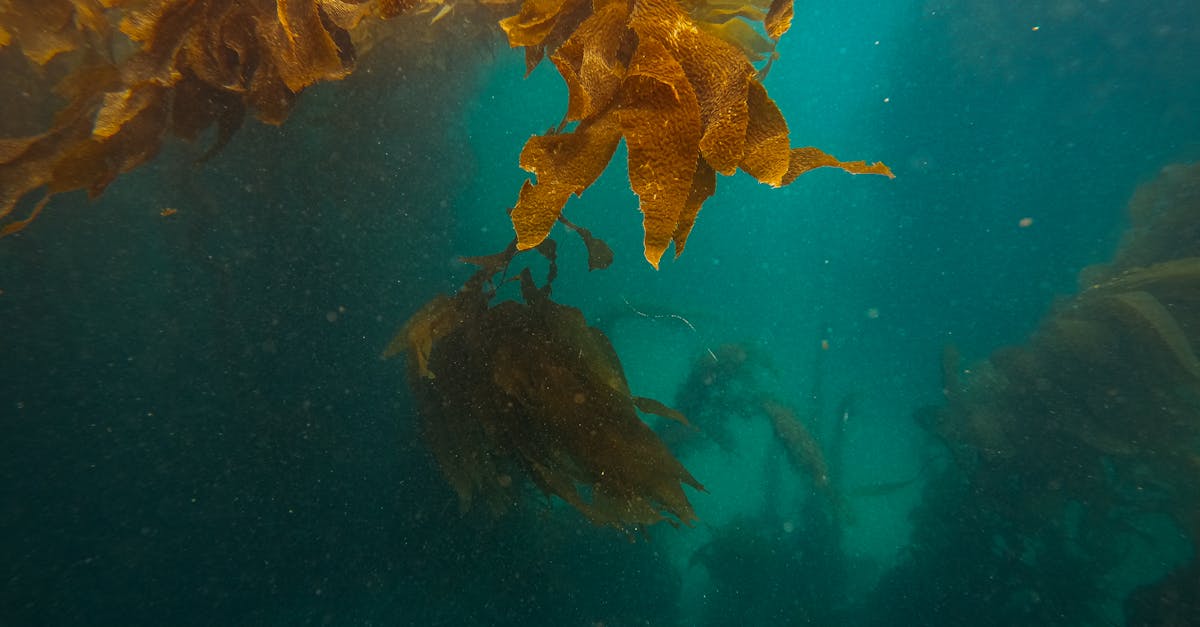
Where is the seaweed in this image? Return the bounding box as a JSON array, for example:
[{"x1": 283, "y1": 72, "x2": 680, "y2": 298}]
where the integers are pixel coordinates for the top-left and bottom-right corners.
[
  {"x1": 872, "y1": 162, "x2": 1200, "y2": 623},
  {"x1": 761, "y1": 398, "x2": 829, "y2": 490},
  {"x1": 667, "y1": 342, "x2": 773, "y2": 452},
  {"x1": 501, "y1": 0, "x2": 894, "y2": 266},
  {"x1": 667, "y1": 337, "x2": 839, "y2": 514},
  {"x1": 0, "y1": 0, "x2": 425, "y2": 234},
  {"x1": 384, "y1": 235, "x2": 703, "y2": 532},
  {"x1": 2, "y1": 0, "x2": 889, "y2": 269}
]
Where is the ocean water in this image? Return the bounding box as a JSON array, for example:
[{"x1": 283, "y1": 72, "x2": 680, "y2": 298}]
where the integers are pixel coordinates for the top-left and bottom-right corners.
[{"x1": 2, "y1": 1, "x2": 1199, "y2": 625}]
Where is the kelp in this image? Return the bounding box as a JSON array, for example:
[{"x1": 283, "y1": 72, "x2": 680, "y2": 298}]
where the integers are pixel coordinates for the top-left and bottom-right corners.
[
  {"x1": 0, "y1": 0, "x2": 431, "y2": 235},
  {"x1": 4, "y1": 0, "x2": 889, "y2": 268},
  {"x1": 669, "y1": 342, "x2": 772, "y2": 452},
  {"x1": 0, "y1": 0, "x2": 110, "y2": 67},
  {"x1": 500, "y1": 0, "x2": 893, "y2": 267},
  {"x1": 761, "y1": 398, "x2": 829, "y2": 489},
  {"x1": 384, "y1": 234, "x2": 703, "y2": 532},
  {"x1": 1079, "y1": 161, "x2": 1200, "y2": 287},
  {"x1": 908, "y1": 162, "x2": 1200, "y2": 619},
  {"x1": 668, "y1": 341, "x2": 835, "y2": 503}
]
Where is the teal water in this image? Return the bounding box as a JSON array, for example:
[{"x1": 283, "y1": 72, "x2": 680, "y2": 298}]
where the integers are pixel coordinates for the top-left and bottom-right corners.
[{"x1": 2, "y1": 2, "x2": 1200, "y2": 625}]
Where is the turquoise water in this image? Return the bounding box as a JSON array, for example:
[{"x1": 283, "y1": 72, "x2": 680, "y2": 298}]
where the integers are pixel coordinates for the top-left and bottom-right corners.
[{"x1": 2, "y1": 2, "x2": 1199, "y2": 625}]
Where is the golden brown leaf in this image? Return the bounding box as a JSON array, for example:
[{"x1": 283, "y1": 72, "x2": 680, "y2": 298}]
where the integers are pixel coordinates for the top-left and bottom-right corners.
[
  {"x1": 633, "y1": 395, "x2": 691, "y2": 426},
  {"x1": 762, "y1": 398, "x2": 829, "y2": 488},
  {"x1": 631, "y1": 0, "x2": 753, "y2": 176},
  {"x1": 0, "y1": 0, "x2": 108, "y2": 65},
  {"x1": 697, "y1": 17, "x2": 774, "y2": 62},
  {"x1": 272, "y1": 0, "x2": 355, "y2": 92},
  {"x1": 549, "y1": 0, "x2": 632, "y2": 122},
  {"x1": 687, "y1": 0, "x2": 768, "y2": 24},
  {"x1": 498, "y1": 0, "x2": 582, "y2": 48},
  {"x1": 1106, "y1": 290, "x2": 1200, "y2": 381},
  {"x1": 51, "y1": 84, "x2": 169, "y2": 195},
  {"x1": 671, "y1": 157, "x2": 715, "y2": 256},
  {"x1": 763, "y1": 0, "x2": 792, "y2": 39},
  {"x1": 0, "y1": 195, "x2": 50, "y2": 237},
  {"x1": 740, "y1": 79, "x2": 790, "y2": 185},
  {"x1": 618, "y1": 36, "x2": 703, "y2": 267},
  {"x1": 383, "y1": 292, "x2": 479, "y2": 378},
  {"x1": 784, "y1": 146, "x2": 895, "y2": 184},
  {"x1": 0, "y1": 136, "x2": 41, "y2": 164},
  {"x1": 511, "y1": 112, "x2": 624, "y2": 250},
  {"x1": 93, "y1": 86, "x2": 160, "y2": 139},
  {"x1": 320, "y1": 0, "x2": 378, "y2": 30}
]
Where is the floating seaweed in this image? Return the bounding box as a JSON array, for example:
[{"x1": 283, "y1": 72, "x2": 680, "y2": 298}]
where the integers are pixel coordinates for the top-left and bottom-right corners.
[
  {"x1": 0, "y1": 0, "x2": 426, "y2": 234},
  {"x1": 384, "y1": 233, "x2": 703, "y2": 532},
  {"x1": 500, "y1": 0, "x2": 894, "y2": 266},
  {"x1": 2, "y1": 0, "x2": 890, "y2": 270}
]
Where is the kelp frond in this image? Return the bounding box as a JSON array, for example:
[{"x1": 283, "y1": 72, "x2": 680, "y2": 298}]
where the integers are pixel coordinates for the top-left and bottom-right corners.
[
  {"x1": 500, "y1": 0, "x2": 893, "y2": 267},
  {"x1": 385, "y1": 235, "x2": 703, "y2": 532},
  {"x1": 0, "y1": 0, "x2": 422, "y2": 235}
]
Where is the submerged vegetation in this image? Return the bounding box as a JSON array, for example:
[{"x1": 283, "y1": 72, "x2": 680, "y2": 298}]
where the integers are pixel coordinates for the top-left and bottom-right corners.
[
  {"x1": 670, "y1": 340, "x2": 837, "y2": 504},
  {"x1": 0, "y1": 0, "x2": 420, "y2": 234},
  {"x1": 0, "y1": 0, "x2": 890, "y2": 265},
  {"x1": 0, "y1": 0, "x2": 891, "y2": 535},
  {"x1": 1, "y1": 0, "x2": 893, "y2": 538},
  {"x1": 2, "y1": 1, "x2": 1200, "y2": 619},
  {"x1": 869, "y1": 162, "x2": 1200, "y2": 624},
  {"x1": 498, "y1": 0, "x2": 894, "y2": 266},
  {"x1": 384, "y1": 233, "x2": 702, "y2": 531}
]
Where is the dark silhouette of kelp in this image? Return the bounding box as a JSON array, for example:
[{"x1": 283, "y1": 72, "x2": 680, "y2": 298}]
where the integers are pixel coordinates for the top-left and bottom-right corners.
[
  {"x1": 668, "y1": 335, "x2": 860, "y2": 624},
  {"x1": 867, "y1": 162, "x2": 1200, "y2": 625},
  {"x1": 669, "y1": 339, "x2": 841, "y2": 508},
  {"x1": 384, "y1": 234, "x2": 703, "y2": 532}
]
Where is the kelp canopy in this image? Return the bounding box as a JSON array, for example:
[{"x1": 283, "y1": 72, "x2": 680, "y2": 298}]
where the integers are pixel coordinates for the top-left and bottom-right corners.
[
  {"x1": 500, "y1": 0, "x2": 894, "y2": 266},
  {"x1": 1, "y1": 0, "x2": 891, "y2": 266},
  {"x1": 384, "y1": 236, "x2": 702, "y2": 532},
  {"x1": 0, "y1": 0, "x2": 420, "y2": 235}
]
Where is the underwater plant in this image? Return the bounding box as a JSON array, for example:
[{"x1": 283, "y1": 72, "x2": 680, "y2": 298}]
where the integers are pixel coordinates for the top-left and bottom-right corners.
[
  {"x1": 670, "y1": 340, "x2": 836, "y2": 498},
  {"x1": 1, "y1": 0, "x2": 891, "y2": 267},
  {"x1": 383, "y1": 233, "x2": 703, "y2": 532},
  {"x1": 1, "y1": 0, "x2": 891, "y2": 537},
  {"x1": 0, "y1": 0, "x2": 420, "y2": 235},
  {"x1": 874, "y1": 162, "x2": 1200, "y2": 623},
  {"x1": 500, "y1": 0, "x2": 894, "y2": 266}
]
